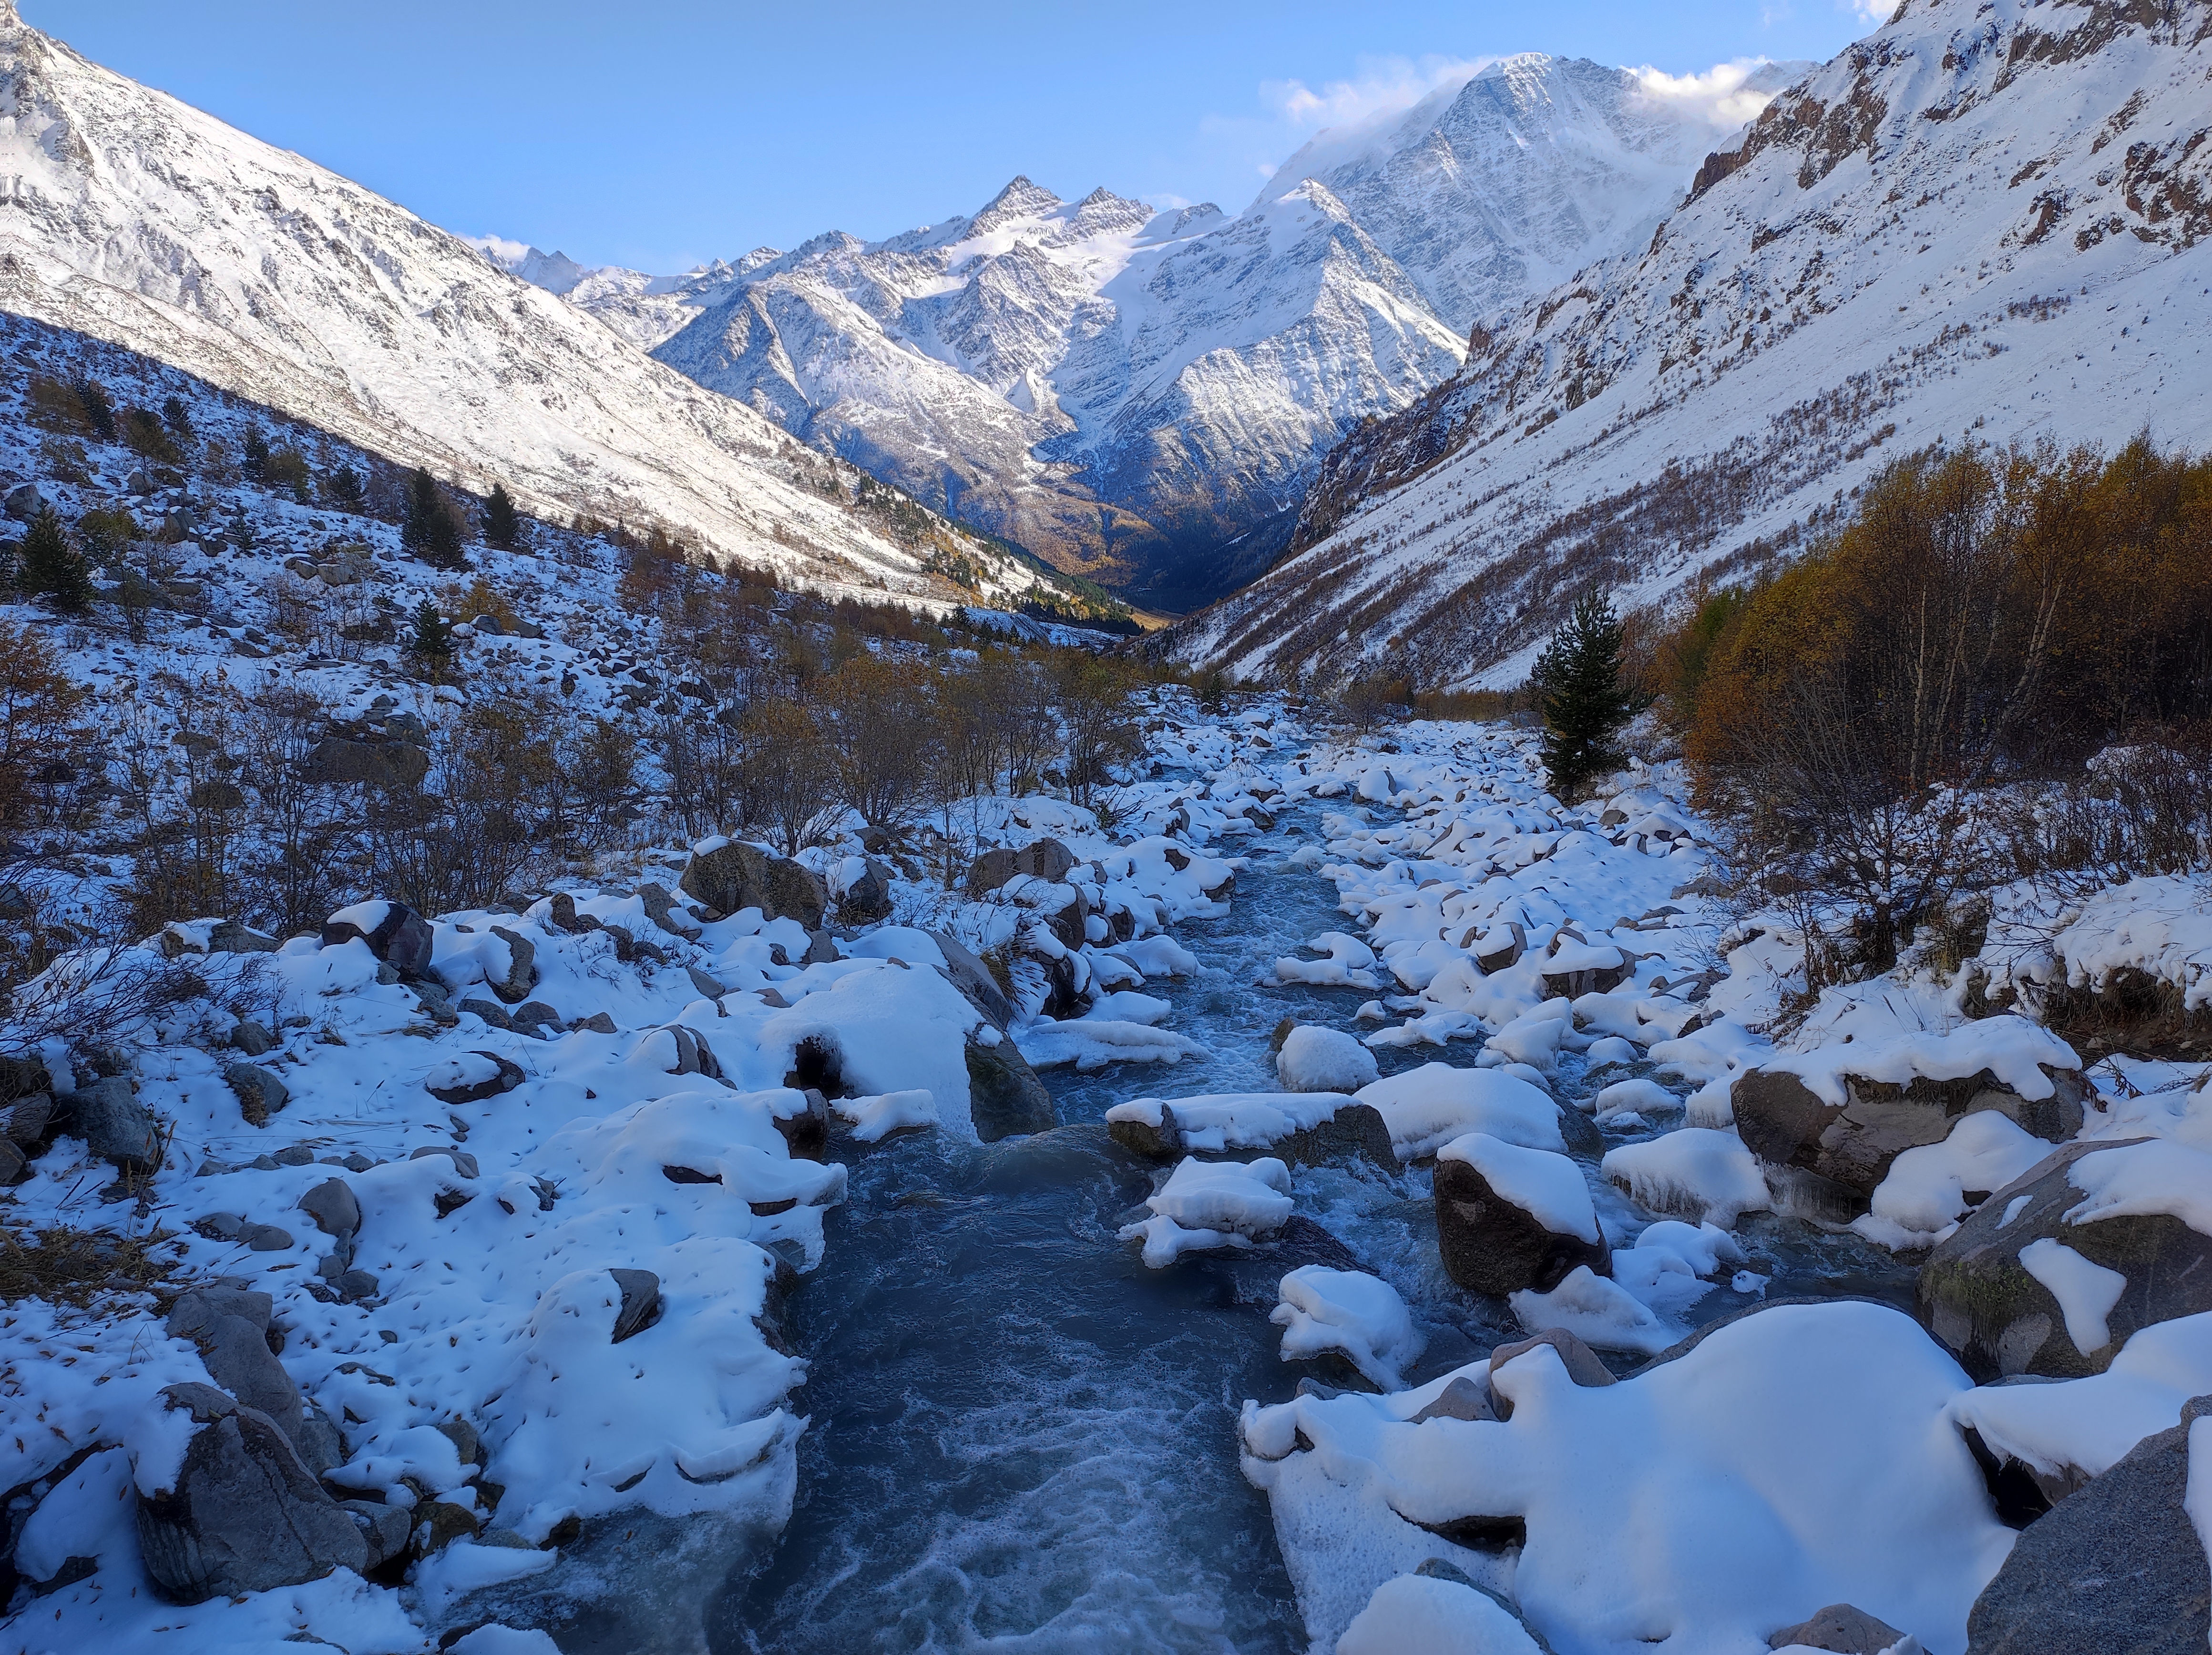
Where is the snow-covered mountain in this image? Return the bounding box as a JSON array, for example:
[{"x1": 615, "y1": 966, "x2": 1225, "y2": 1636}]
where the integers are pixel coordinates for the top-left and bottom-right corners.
[
  {"x1": 493, "y1": 57, "x2": 1798, "y2": 610},
  {"x1": 1174, "y1": 0, "x2": 2212, "y2": 685},
  {"x1": 0, "y1": 2, "x2": 1085, "y2": 616}
]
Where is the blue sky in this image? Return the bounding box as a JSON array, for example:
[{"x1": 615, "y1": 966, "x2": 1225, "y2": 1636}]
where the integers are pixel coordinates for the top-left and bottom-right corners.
[{"x1": 25, "y1": 1, "x2": 1883, "y2": 274}]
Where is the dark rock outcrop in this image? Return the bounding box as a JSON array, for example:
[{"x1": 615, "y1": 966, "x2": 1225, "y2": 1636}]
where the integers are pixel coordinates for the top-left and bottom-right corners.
[
  {"x1": 320, "y1": 900, "x2": 435, "y2": 979},
  {"x1": 1434, "y1": 1155, "x2": 1609, "y2": 1297},
  {"x1": 678, "y1": 838, "x2": 828, "y2": 927},
  {"x1": 965, "y1": 1032, "x2": 1057, "y2": 1142}
]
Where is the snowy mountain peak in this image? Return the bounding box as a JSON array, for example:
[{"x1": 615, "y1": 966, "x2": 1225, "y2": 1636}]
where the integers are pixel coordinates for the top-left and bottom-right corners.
[
  {"x1": 1178, "y1": 0, "x2": 2212, "y2": 685},
  {"x1": 0, "y1": 10, "x2": 1094, "y2": 617},
  {"x1": 469, "y1": 237, "x2": 591, "y2": 296},
  {"x1": 972, "y1": 175, "x2": 1066, "y2": 233}
]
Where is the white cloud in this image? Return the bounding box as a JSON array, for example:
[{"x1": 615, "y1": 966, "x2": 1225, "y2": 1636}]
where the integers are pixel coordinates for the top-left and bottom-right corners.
[
  {"x1": 1258, "y1": 53, "x2": 1497, "y2": 136},
  {"x1": 1843, "y1": 0, "x2": 1895, "y2": 21},
  {"x1": 464, "y1": 233, "x2": 530, "y2": 266},
  {"x1": 1629, "y1": 60, "x2": 1789, "y2": 131}
]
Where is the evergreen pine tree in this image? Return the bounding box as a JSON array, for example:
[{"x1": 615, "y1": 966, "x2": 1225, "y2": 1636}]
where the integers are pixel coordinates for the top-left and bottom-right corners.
[
  {"x1": 325, "y1": 465, "x2": 366, "y2": 512},
  {"x1": 482, "y1": 482, "x2": 521, "y2": 550},
  {"x1": 1532, "y1": 588, "x2": 1634, "y2": 801},
  {"x1": 17, "y1": 506, "x2": 92, "y2": 613},
  {"x1": 405, "y1": 598, "x2": 452, "y2": 665},
  {"x1": 72, "y1": 378, "x2": 115, "y2": 441},
  {"x1": 161, "y1": 395, "x2": 194, "y2": 438},
  {"x1": 401, "y1": 467, "x2": 465, "y2": 567},
  {"x1": 241, "y1": 425, "x2": 270, "y2": 480}
]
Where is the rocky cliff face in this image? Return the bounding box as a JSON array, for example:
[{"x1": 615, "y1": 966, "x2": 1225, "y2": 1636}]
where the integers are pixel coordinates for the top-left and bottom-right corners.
[
  {"x1": 0, "y1": 10, "x2": 1078, "y2": 613},
  {"x1": 499, "y1": 57, "x2": 1783, "y2": 609},
  {"x1": 1173, "y1": 0, "x2": 2212, "y2": 684}
]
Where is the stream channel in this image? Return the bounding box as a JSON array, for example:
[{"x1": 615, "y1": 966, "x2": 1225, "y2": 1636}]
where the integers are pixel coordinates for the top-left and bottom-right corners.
[{"x1": 696, "y1": 803, "x2": 1916, "y2": 1655}]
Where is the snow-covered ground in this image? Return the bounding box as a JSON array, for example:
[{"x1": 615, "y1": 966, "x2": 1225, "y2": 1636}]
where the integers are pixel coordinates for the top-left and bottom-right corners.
[{"x1": 7, "y1": 697, "x2": 2211, "y2": 1652}]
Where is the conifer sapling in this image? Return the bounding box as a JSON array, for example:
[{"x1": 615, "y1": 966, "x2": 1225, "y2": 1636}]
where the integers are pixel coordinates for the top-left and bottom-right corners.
[
  {"x1": 1533, "y1": 588, "x2": 1634, "y2": 801},
  {"x1": 405, "y1": 597, "x2": 453, "y2": 664},
  {"x1": 16, "y1": 505, "x2": 92, "y2": 614},
  {"x1": 483, "y1": 482, "x2": 521, "y2": 550}
]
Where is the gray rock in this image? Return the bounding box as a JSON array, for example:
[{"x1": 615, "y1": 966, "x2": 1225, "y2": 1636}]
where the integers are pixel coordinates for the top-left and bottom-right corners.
[
  {"x1": 459, "y1": 997, "x2": 515, "y2": 1031},
  {"x1": 1274, "y1": 1101, "x2": 1397, "y2": 1168},
  {"x1": 5, "y1": 482, "x2": 46, "y2": 521},
  {"x1": 485, "y1": 925, "x2": 538, "y2": 1003},
  {"x1": 965, "y1": 1032, "x2": 1057, "y2": 1142},
  {"x1": 925, "y1": 929, "x2": 1016, "y2": 1032},
  {"x1": 0, "y1": 1137, "x2": 24, "y2": 1185},
  {"x1": 410, "y1": 1144, "x2": 481, "y2": 1179},
  {"x1": 340, "y1": 1498, "x2": 412, "y2": 1571},
  {"x1": 773, "y1": 1089, "x2": 829, "y2": 1161},
  {"x1": 4, "y1": 1090, "x2": 52, "y2": 1144},
  {"x1": 206, "y1": 920, "x2": 280, "y2": 954},
  {"x1": 198, "y1": 1315, "x2": 304, "y2": 1446},
  {"x1": 1733, "y1": 1061, "x2": 2084, "y2": 1213},
  {"x1": 678, "y1": 839, "x2": 827, "y2": 928},
  {"x1": 1473, "y1": 921, "x2": 1527, "y2": 974},
  {"x1": 320, "y1": 900, "x2": 435, "y2": 978},
  {"x1": 1488, "y1": 1328, "x2": 1617, "y2": 1392},
  {"x1": 133, "y1": 1383, "x2": 367, "y2": 1604},
  {"x1": 60, "y1": 1076, "x2": 161, "y2": 1170},
  {"x1": 223, "y1": 1062, "x2": 288, "y2": 1127},
  {"x1": 229, "y1": 1019, "x2": 275, "y2": 1057},
  {"x1": 685, "y1": 963, "x2": 729, "y2": 1000},
  {"x1": 572, "y1": 1011, "x2": 617, "y2": 1035},
  {"x1": 838, "y1": 858, "x2": 894, "y2": 924},
  {"x1": 1554, "y1": 1101, "x2": 1604, "y2": 1157},
  {"x1": 271, "y1": 1144, "x2": 315, "y2": 1166},
  {"x1": 1965, "y1": 1396, "x2": 2212, "y2": 1654},
  {"x1": 164, "y1": 1286, "x2": 273, "y2": 1338},
  {"x1": 1770, "y1": 1603, "x2": 1912, "y2": 1653},
  {"x1": 427, "y1": 1051, "x2": 525, "y2": 1105},
  {"x1": 410, "y1": 1498, "x2": 481, "y2": 1557},
  {"x1": 637, "y1": 881, "x2": 702, "y2": 939},
  {"x1": 1434, "y1": 1154, "x2": 1611, "y2": 1297},
  {"x1": 1408, "y1": 1374, "x2": 1499, "y2": 1424},
  {"x1": 300, "y1": 738, "x2": 430, "y2": 791},
  {"x1": 299, "y1": 1177, "x2": 361, "y2": 1238},
  {"x1": 609, "y1": 1268, "x2": 660, "y2": 1343},
  {"x1": 243, "y1": 1224, "x2": 294, "y2": 1251},
  {"x1": 1109, "y1": 1103, "x2": 1185, "y2": 1161},
  {"x1": 1919, "y1": 1139, "x2": 2212, "y2": 1379}
]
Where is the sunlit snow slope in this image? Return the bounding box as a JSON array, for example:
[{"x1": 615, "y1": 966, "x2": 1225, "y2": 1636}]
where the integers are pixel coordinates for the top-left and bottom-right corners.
[
  {"x1": 0, "y1": 2, "x2": 1072, "y2": 613},
  {"x1": 1175, "y1": 0, "x2": 2212, "y2": 685}
]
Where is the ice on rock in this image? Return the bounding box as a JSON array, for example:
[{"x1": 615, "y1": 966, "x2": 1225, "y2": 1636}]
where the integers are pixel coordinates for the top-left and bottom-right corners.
[
  {"x1": 1272, "y1": 1267, "x2": 1425, "y2": 1390},
  {"x1": 1121, "y1": 1157, "x2": 1294, "y2": 1268},
  {"x1": 1243, "y1": 1302, "x2": 2014, "y2": 1654},
  {"x1": 1017, "y1": 1019, "x2": 1208, "y2": 1070},
  {"x1": 1853, "y1": 1110, "x2": 2052, "y2": 1249},
  {"x1": 830, "y1": 1089, "x2": 939, "y2": 1143},
  {"x1": 1509, "y1": 1265, "x2": 1676, "y2": 1355},
  {"x1": 1278, "y1": 1025, "x2": 1381, "y2": 1093},
  {"x1": 1336, "y1": 1572, "x2": 1545, "y2": 1655},
  {"x1": 1278, "y1": 932, "x2": 1385, "y2": 988},
  {"x1": 1590, "y1": 1076, "x2": 1678, "y2": 1124},
  {"x1": 1358, "y1": 1063, "x2": 1565, "y2": 1159},
  {"x1": 1603, "y1": 1126, "x2": 1773, "y2": 1228},
  {"x1": 1106, "y1": 1091, "x2": 1352, "y2": 1153}
]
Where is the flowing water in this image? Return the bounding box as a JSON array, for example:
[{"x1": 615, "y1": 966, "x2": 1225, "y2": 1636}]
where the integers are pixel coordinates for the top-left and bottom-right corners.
[{"x1": 702, "y1": 813, "x2": 1916, "y2": 1654}]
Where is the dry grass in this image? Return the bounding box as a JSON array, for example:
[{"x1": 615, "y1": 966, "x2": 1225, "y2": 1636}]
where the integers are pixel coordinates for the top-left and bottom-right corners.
[{"x1": 0, "y1": 1222, "x2": 188, "y2": 1309}]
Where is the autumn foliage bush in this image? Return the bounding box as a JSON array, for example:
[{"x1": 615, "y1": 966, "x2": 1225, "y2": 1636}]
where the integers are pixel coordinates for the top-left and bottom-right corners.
[{"x1": 1669, "y1": 438, "x2": 2212, "y2": 980}]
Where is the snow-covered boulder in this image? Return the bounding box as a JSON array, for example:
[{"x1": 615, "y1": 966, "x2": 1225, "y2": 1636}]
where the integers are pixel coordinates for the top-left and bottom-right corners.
[
  {"x1": 1270, "y1": 1267, "x2": 1425, "y2": 1391},
  {"x1": 678, "y1": 837, "x2": 829, "y2": 927},
  {"x1": 1356, "y1": 1063, "x2": 1579, "y2": 1161},
  {"x1": 1240, "y1": 1301, "x2": 2014, "y2": 1655},
  {"x1": 1103, "y1": 1092, "x2": 1392, "y2": 1166},
  {"x1": 1963, "y1": 1395, "x2": 2212, "y2": 1655},
  {"x1": 1731, "y1": 1017, "x2": 2086, "y2": 1214},
  {"x1": 128, "y1": 1382, "x2": 368, "y2": 1603},
  {"x1": 1433, "y1": 1134, "x2": 1608, "y2": 1296},
  {"x1": 1601, "y1": 1127, "x2": 1772, "y2": 1229},
  {"x1": 1918, "y1": 1137, "x2": 2212, "y2": 1379},
  {"x1": 1275, "y1": 1024, "x2": 1378, "y2": 1093},
  {"x1": 1117, "y1": 1157, "x2": 1293, "y2": 1267}
]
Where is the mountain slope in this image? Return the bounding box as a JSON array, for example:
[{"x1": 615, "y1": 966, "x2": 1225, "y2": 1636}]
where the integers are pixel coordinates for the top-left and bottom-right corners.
[
  {"x1": 497, "y1": 57, "x2": 1793, "y2": 610},
  {"x1": 1174, "y1": 0, "x2": 2212, "y2": 686},
  {"x1": 0, "y1": 2, "x2": 1080, "y2": 615}
]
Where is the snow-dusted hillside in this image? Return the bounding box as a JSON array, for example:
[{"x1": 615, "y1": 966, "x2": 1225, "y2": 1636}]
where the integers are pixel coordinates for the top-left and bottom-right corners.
[
  {"x1": 1176, "y1": 0, "x2": 2212, "y2": 686},
  {"x1": 493, "y1": 59, "x2": 1793, "y2": 609},
  {"x1": 0, "y1": 2, "x2": 1086, "y2": 617}
]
